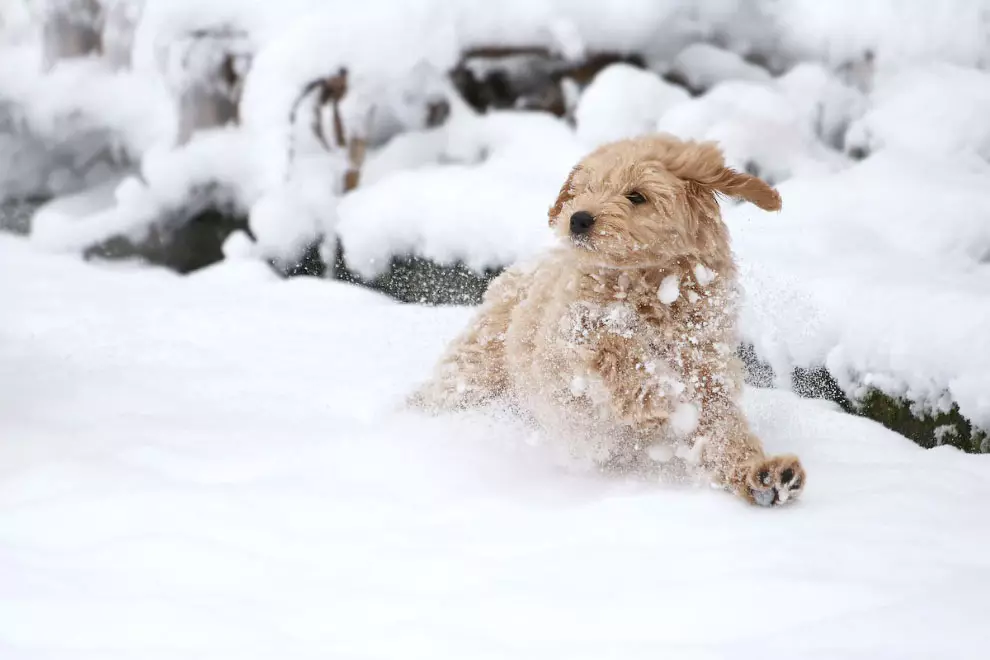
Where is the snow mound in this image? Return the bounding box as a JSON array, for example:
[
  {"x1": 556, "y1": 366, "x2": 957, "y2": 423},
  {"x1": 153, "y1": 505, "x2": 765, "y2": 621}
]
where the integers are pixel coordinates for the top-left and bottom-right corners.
[
  {"x1": 776, "y1": 62, "x2": 867, "y2": 150},
  {"x1": 574, "y1": 63, "x2": 689, "y2": 147},
  {"x1": 773, "y1": 0, "x2": 990, "y2": 71},
  {"x1": 657, "y1": 80, "x2": 848, "y2": 185},
  {"x1": 669, "y1": 42, "x2": 771, "y2": 92},
  {"x1": 2, "y1": 234, "x2": 990, "y2": 659},
  {"x1": 337, "y1": 111, "x2": 584, "y2": 278},
  {"x1": 846, "y1": 64, "x2": 990, "y2": 162},
  {"x1": 31, "y1": 127, "x2": 258, "y2": 253},
  {"x1": 730, "y1": 150, "x2": 990, "y2": 429}
]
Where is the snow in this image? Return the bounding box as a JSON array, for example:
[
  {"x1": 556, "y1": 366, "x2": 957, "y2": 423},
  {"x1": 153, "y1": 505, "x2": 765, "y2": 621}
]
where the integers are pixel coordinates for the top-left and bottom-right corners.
[
  {"x1": 729, "y1": 151, "x2": 990, "y2": 430},
  {"x1": 575, "y1": 63, "x2": 689, "y2": 147},
  {"x1": 773, "y1": 0, "x2": 990, "y2": 72},
  {"x1": 31, "y1": 127, "x2": 260, "y2": 253},
  {"x1": 657, "y1": 274, "x2": 680, "y2": 304},
  {"x1": 775, "y1": 62, "x2": 867, "y2": 149},
  {"x1": 694, "y1": 263, "x2": 717, "y2": 286},
  {"x1": 0, "y1": 46, "x2": 173, "y2": 156},
  {"x1": 656, "y1": 79, "x2": 849, "y2": 185},
  {"x1": 337, "y1": 111, "x2": 582, "y2": 278},
  {"x1": 845, "y1": 64, "x2": 990, "y2": 161},
  {"x1": 3, "y1": 234, "x2": 990, "y2": 659},
  {"x1": 668, "y1": 42, "x2": 771, "y2": 92},
  {"x1": 670, "y1": 402, "x2": 700, "y2": 437}
]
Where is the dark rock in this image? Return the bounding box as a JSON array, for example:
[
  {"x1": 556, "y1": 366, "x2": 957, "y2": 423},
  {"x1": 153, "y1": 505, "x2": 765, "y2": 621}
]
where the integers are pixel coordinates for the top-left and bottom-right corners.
[
  {"x1": 450, "y1": 48, "x2": 645, "y2": 118},
  {"x1": 333, "y1": 243, "x2": 499, "y2": 306},
  {"x1": 736, "y1": 344, "x2": 987, "y2": 453},
  {"x1": 279, "y1": 240, "x2": 330, "y2": 278},
  {"x1": 86, "y1": 203, "x2": 248, "y2": 274},
  {"x1": 0, "y1": 196, "x2": 47, "y2": 235},
  {"x1": 855, "y1": 390, "x2": 988, "y2": 453},
  {"x1": 737, "y1": 343, "x2": 774, "y2": 388},
  {"x1": 791, "y1": 366, "x2": 852, "y2": 410}
]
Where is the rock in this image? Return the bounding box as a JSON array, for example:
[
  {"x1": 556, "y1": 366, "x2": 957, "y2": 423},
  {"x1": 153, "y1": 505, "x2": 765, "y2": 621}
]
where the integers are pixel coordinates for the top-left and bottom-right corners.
[
  {"x1": 737, "y1": 344, "x2": 988, "y2": 453},
  {"x1": 333, "y1": 243, "x2": 499, "y2": 305},
  {"x1": 86, "y1": 205, "x2": 249, "y2": 274},
  {"x1": 0, "y1": 196, "x2": 45, "y2": 235},
  {"x1": 449, "y1": 47, "x2": 645, "y2": 118}
]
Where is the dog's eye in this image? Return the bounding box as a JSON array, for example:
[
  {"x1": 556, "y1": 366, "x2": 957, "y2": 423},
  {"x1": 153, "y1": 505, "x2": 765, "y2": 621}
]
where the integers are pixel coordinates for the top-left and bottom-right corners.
[{"x1": 626, "y1": 192, "x2": 646, "y2": 205}]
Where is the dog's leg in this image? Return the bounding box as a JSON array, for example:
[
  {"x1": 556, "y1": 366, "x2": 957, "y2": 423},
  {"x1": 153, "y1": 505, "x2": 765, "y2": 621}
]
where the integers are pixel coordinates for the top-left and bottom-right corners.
[
  {"x1": 590, "y1": 333, "x2": 678, "y2": 429},
  {"x1": 694, "y1": 405, "x2": 805, "y2": 507},
  {"x1": 407, "y1": 270, "x2": 524, "y2": 412}
]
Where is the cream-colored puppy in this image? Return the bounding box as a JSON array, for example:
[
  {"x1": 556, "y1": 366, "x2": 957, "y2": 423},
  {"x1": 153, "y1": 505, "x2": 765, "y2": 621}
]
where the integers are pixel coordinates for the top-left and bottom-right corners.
[{"x1": 410, "y1": 134, "x2": 804, "y2": 506}]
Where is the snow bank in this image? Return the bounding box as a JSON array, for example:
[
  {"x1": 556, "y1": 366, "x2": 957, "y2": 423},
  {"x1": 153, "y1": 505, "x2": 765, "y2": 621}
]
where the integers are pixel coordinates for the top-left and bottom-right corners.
[
  {"x1": 668, "y1": 42, "x2": 771, "y2": 92},
  {"x1": 574, "y1": 63, "x2": 689, "y2": 147},
  {"x1": 846, "y1": 64, "x2": 990, "y2": 161},
  {"x1": 775, "y1": 62, "x2": 867, "y2": 150},
  {"x1": 32, "y1": 127, "x2": 258, "y2": 253},
  {"x1": 0, "y1": 44, "x2": 172, "y2": 155},
  {"x1": 338, "y1": 111, "x2": 584, "y2": 278},
  {"x1": 657, "y1": 79, "x2": 848, "y2": 184},
  {"x1": 773, "y1": 0, "x2": 990, "y2": 72},
  {"x1": 2, "y1": 234, "x2": 989, "y2": 659},
  {"x1": 730, "y1": 151, "x2": 990, "y2": 429}
]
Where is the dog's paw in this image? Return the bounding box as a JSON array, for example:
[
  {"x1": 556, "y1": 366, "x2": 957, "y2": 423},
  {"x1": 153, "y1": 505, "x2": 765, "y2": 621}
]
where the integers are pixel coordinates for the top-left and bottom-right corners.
[{"x1": 744, "y1": 454, "x2": 805, "y2": 507}]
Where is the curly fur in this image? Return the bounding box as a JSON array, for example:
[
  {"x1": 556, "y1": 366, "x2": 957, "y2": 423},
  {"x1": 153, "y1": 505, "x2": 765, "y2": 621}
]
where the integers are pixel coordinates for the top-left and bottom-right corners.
[{"x1": 409, "y1": 134, "x2": 804, "y2": 506}]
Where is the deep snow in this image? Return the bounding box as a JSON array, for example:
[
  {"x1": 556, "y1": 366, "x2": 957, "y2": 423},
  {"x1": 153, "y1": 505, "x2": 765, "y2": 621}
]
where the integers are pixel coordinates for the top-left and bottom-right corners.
[{"x1": 2, "y1": 235, "x2": 990, "y2": 659}]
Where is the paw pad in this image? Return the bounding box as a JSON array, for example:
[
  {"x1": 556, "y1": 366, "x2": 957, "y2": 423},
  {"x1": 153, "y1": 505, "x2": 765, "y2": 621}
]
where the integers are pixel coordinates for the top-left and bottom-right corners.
[{"x1": 747, "y1": 455, "x2": 805, "y2": 507}]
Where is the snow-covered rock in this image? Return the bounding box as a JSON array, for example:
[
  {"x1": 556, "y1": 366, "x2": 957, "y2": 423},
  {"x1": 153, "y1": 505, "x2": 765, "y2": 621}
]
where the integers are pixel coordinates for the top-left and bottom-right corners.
[
  {"x1": 773, "y1": 0, "x2": 990, "y2": 73},
  {"x1": 574, "y1": 63, "x2": 689, "y2": 147},
  {"x1": 730, "y1": 150, "x2": 990, "y2": 431},
  {"x1": 845, "y1": 64, "x2": 990, "y2": 162},
  {"x1": 668, "y1": 42, "x2": 771, "y2": 93},
  {"x1": 657, "y1": 80, "x2": 848, "y2": 185},
  {"x1": 337, "y1": 111, "x2": 583, "y2": 279},
  {"x1": 776, "y1": 62, "x2": 867, "y2": 150}
]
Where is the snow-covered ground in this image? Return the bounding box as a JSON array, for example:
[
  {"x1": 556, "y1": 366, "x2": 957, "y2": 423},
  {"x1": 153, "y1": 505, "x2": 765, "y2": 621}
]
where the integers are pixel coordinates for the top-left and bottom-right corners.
[
  {"x1": 4, "y1": 2, "x2": 990, "y2": 655},
  {"x1": 3, "y1": 235, "x2": 990, "y2": 659}
]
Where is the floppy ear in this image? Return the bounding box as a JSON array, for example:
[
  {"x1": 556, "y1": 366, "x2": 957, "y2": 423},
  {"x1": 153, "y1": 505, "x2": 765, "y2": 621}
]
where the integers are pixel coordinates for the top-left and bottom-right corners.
[
  {"x1": 655, "y1": 138, "x2": 781, "y2": 211},
  {"x1": 548, "y1": 165, "x2": 581, "y2": 227},
  {"x1": 704, "y1": 167, "x2": 781, "y2": 211}
]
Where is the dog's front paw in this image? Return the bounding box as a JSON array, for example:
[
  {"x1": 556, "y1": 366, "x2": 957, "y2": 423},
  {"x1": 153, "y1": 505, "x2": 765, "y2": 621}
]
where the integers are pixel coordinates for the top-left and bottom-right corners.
[{"x1": 744, "y1": 454, "x2": 805, "y2": 507}]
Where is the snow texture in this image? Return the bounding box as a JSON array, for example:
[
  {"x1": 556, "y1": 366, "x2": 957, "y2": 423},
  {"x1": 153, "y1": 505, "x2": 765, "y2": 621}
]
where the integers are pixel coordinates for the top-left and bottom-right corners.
[
  {"x1": 3, "y1": 234, "x2": 990, "y2": 659},
  {"x1": 729, "y1": 151, "x2": 990, "y2": 430},
  {"x1": 845, "y1": 64, "x2": 990, "y2": 161},
  {"x1": 669, "y1": 42, "x2": 771, "y2": 92},
  {"x1": 656, "y1": 79, "x2": 849, "y2": 185},
  {"x1": 657, "y1": 274, "x2": 681, "y2": 304},
  {"x1": 574, "y1": 63, "x2": 689, "y2": 146},
  {"x1": 337, "y1": 111, "x2": 583, "y2": 278}
]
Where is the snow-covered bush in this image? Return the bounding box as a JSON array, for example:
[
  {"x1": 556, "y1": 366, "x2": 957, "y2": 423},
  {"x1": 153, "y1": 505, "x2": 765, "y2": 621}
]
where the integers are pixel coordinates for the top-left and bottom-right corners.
[
  {"x1": 656, "y1": 79, "x2": 849, "y2": 185},
  {"x1": 574, "y1": 63, "x2": 688, "y2": 147},
  {"x1": 845, "y1": 64, "x2": 990, "y2": 162},
  {"x1": 666, "y1": 42, "x2": 771, "y2": 93},
  {"x1": 729, "y1": 151, "x2": 990, "y2": 449}
]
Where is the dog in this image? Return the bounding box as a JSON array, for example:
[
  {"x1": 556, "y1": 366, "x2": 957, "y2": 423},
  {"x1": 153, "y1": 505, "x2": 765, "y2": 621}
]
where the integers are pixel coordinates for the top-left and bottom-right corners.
[{"x1": 409, "y1": 134, "x2": 804, "y2": 507}]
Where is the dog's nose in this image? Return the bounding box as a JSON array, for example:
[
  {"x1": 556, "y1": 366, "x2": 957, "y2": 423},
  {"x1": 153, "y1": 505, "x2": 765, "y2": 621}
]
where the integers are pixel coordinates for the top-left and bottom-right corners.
[{"x1": 570, "y1": 211, "x2": 595, "y2": 235}]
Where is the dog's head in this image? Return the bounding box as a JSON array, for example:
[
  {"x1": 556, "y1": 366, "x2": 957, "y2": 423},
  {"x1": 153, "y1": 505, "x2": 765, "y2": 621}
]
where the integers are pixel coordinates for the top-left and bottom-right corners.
[{"x1": 548, "y1": 134, "x2": 780, "y2": 268}]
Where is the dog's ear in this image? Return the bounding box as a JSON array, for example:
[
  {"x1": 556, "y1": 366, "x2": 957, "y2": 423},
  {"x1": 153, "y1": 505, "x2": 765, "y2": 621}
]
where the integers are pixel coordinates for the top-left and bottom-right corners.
[
  {"x1": 703, "y1": 166, "x2": 781, "y2": 211},
  {"x1": 548, "y1": 165, "x2": 581, "y2": 227},
  {"x1": 656, "y1": 138, "x2": 781, "y2": 211}
]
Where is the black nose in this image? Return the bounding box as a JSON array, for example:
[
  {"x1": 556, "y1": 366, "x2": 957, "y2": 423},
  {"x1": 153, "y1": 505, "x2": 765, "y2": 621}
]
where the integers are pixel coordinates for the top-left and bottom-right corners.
[{"x1": 570, "y1": 211, "x2": 595, "y2": 235}]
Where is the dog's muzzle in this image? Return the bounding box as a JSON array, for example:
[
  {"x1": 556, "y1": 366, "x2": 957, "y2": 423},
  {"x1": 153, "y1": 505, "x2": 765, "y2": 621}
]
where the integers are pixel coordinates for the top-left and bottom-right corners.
[{"x1": 570, "y1": 211, "x2": 595, "y2": 235}]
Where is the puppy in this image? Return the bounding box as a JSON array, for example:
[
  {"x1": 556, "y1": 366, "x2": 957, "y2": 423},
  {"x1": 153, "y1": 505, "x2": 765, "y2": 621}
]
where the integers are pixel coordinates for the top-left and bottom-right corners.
[{"x1": 410, "y1": 134, "x2": 804, "y2": 506}]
